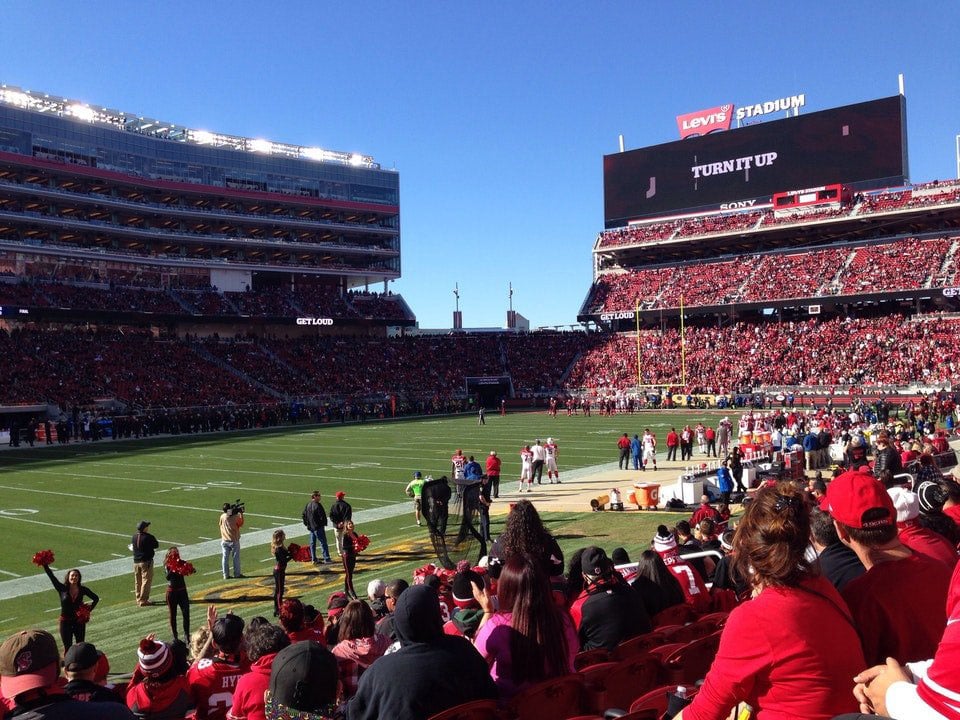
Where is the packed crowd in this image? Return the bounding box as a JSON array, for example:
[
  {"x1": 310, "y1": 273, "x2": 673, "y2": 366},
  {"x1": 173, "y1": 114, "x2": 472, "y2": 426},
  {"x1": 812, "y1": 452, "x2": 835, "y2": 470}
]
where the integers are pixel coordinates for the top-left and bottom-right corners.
[
  {"x1": 596, "y1": 181, "x2": 960, "y2": 250},
  {"x1": 7, "y1": 314, "x2": 960, "y2": 412},
  {"x1": 566, "y1": 314, "x2": 960, "y2": 392},
  {"x1": 587, "y1": 235, "x2": 959, "y2": 313}
]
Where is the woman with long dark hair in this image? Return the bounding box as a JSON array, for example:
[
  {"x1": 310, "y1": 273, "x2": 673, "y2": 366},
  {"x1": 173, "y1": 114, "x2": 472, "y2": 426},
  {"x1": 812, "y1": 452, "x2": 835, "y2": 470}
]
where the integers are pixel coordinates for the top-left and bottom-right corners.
[
  {"x1": 675, "y1": 484, "x2": 865, "y2": 720},
  {"x1": 271, "y1": 529, "x2": 291, "y2": 616},
  {"x1": 164, "y1": 546, "x2": 191, "y2": 641},
  {"x1": 331, "y1": 600, "x2": 391, "y2": 699},
  {"x1": 488, "y1": 500, "x2": 564, "y2": 581},
  {"x1": 42, "y1": 563, "x2": 98, "y2": 652},
  {"x1": 341, "y1": 521, "x2": 359, "y2": 599},
  {"x1": 631, "y1": 549, "x2": 685, "y2": 618},
  {"x1": 472, "y1": 555, "x2": 577, "y2": 699}
]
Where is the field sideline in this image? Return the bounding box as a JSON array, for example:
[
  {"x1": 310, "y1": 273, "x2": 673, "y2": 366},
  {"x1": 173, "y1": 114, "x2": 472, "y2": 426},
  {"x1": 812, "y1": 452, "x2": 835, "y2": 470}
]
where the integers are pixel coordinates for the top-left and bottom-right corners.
[{"x1": 0, "y1": 409, "x2": 728, "y2": 669}]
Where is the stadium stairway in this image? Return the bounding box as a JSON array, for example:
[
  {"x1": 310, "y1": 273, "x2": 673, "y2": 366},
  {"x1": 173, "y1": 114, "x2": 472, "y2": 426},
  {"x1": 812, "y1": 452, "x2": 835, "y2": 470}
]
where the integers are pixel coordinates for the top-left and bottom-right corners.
[{"x1": 188, "y1": 341, "x2": 285, "y2": 400}]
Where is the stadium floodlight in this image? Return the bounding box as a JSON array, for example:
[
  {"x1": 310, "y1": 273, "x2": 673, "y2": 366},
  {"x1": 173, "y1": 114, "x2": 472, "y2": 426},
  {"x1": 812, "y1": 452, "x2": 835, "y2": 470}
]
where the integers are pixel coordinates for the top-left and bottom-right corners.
[
  {"x1": 1, "y1": 89, "x2": 30, "y2": 107},
  {"x1": 67, "y1": 104, "x2": 96, "y2": 122},
  {"x1": 191, "y1": 130, "x2": 215, "y2": 145},
  {"x1": 250, "y1": 138, "x2": 273, "y2": 154},
  {"x1": 302, "y1": 147, "x2": 327, "y2": 162},
  {"x1": 349, "y1": 153, "x2": 364, "y2": 166}
]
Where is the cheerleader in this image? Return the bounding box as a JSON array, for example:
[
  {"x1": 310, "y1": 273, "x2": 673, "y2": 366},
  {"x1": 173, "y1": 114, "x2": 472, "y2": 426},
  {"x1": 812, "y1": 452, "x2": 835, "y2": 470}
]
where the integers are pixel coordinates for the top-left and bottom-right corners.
[
  {"x1": 272, "y1": 529, "x2": 291, "y2": 616},
  {"x1": 164, "y1": 547, "x2": 192, "y2": 641},
  {"x1": 43, "y1": 563, "x2": 98, "y2": 652},
  {"x1": 341, "y1": 521, "x2": 359, "y2": 599}
]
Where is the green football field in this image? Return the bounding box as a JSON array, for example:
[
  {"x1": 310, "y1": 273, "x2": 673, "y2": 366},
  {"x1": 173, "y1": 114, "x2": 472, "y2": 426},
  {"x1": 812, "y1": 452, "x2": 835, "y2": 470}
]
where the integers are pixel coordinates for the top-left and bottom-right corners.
[{"x1": 0, "y1": 409, "x2": 728, "y2": 670}]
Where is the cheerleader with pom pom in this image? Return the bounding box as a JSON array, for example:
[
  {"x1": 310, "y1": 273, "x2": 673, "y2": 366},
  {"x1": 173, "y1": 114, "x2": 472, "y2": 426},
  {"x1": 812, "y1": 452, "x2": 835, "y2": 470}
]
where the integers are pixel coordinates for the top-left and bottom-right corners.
[
  {"x1": 36, "y1": 550, "x2": 99, "y2": 652},
  {"x1": 164, "y1": 547, "x2": 194, "y2": 641},
  {"x1": 341, "y1": 522, "x2": 370, "y2": 600},
  {"x1": 271, "y1": 529, "x2": 292, "y2": 616}
]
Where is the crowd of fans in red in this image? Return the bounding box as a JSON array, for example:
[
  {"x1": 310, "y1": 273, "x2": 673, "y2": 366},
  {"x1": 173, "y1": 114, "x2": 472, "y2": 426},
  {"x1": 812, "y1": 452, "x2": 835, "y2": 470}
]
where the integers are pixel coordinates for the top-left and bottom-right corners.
[
  {"x1": 5, "y1": 314, "x2": 960, "y2": 413},
  {"x1": 596, "y1": 179, "x2": 960, "y2": 249},
  {"x1": 588, "y1": 235, "x2": 959, "y2": 313}
]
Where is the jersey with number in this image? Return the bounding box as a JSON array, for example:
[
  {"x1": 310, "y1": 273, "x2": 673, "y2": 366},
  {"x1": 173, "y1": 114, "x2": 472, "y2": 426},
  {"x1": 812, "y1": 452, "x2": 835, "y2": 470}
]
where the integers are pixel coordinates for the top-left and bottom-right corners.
[
  {"x1": 187, "y1": 655, "x2": 250, "y2": 720},
  {"x1": 451, "y1": 454, "x2": 466, "y2": 480},
  {"x1": 520, "y1": 448, "x2": 533, "y2": 468},
  {"x1": 545, "y1": 442, "x2": 558, "y2": 459},
  {"x1": 662, "y1": 556, "x2": 711, "y2": 612},
  {"x1": 642, "y1": 433, "x2": 656, "y2": 452}
]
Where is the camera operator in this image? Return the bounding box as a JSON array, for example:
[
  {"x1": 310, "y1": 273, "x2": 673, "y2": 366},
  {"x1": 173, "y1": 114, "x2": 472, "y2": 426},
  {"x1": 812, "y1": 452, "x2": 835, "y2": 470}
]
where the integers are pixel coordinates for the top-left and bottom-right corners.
[{"x1": 219, "y1": 501, "x2": 244, "y2": 580}]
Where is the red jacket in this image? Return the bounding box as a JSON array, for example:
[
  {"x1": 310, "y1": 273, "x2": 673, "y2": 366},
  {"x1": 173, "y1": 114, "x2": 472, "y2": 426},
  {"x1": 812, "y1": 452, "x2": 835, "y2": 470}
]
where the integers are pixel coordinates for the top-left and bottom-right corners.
[
  {"x1": 898, "y1": 522, "x2": 958, "y2": 567},
  {"x1": 666, "y1": 431, "x2": 679, "y2": 447},
  {"x1": 485, "y1": 455, "x2": 501, "y2": 476},
  {"x1": 227, "y1": 653, "x2": 277, "y2": 720},
  {"x1": 684, "y1": 576, "x2": 864, "y2": 720}
]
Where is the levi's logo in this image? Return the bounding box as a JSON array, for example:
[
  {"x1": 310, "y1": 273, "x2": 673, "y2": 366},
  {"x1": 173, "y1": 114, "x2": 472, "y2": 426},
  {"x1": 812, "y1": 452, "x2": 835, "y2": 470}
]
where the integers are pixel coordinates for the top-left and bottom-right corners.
[{"x1": 676, "y1": 105, "x2": 734, "y2": 139}]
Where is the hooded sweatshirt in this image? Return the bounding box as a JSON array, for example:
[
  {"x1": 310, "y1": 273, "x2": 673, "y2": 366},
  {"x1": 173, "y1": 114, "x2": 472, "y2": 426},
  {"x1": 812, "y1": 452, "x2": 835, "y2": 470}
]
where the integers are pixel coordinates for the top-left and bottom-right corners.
[{"x1": 344, "y1": 585, "x2": 496, "y2": 720}]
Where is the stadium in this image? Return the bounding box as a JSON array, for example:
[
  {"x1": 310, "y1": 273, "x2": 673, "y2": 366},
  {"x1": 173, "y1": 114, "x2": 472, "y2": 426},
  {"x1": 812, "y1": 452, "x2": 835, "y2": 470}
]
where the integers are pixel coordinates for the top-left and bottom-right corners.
[{"x1": 1, "y1": 80, "x2": 959, "y2": 720}]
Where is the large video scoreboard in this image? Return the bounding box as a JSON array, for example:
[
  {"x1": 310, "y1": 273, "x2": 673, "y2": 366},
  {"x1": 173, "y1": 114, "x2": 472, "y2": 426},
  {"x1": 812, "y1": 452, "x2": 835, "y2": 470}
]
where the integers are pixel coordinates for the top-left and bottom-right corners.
[{"x1": 603, "y1": 96, "x2": 908, "y2": 227}]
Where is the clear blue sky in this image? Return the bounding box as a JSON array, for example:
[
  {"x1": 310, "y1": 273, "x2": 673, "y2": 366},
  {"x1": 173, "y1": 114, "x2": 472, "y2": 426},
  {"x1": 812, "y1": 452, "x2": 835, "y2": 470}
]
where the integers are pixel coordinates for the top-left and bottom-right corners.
[{"x1": 2, "y1": 2, "x2": 959, "y2": 329}]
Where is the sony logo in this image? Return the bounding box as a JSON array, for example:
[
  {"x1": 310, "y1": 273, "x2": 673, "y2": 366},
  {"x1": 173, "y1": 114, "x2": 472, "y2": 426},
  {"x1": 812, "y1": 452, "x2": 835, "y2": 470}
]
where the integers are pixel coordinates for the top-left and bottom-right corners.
[{"x1": 720, "y1": 200, "x2": 758, "y2": 210}]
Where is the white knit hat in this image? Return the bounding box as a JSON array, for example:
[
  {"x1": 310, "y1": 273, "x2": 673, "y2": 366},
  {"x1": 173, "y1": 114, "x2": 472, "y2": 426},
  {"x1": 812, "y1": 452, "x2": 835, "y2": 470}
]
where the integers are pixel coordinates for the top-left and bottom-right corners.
[
  {"x1": 887, "y1": 487, "x2": 919, "y2": 523},
  {"x1": 653, "y1": 525, "x2": 677, "y2": 557}
]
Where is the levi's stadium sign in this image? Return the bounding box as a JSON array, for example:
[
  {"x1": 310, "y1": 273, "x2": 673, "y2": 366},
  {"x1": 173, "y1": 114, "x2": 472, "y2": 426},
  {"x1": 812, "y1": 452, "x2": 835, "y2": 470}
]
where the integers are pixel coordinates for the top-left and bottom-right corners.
[
  {"x1": 676, "y1": 94, "x2": 806, "y2": 139},
  {"x1": 676, "y1": 105, "x2": 733, "y2": 139}
]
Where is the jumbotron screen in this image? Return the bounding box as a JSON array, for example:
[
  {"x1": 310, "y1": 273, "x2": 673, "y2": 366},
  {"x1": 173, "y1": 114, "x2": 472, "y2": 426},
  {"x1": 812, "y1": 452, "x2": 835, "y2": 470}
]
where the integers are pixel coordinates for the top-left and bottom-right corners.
[{"x1": 604, "y1": 95, "x2": 907, "y2": 227}]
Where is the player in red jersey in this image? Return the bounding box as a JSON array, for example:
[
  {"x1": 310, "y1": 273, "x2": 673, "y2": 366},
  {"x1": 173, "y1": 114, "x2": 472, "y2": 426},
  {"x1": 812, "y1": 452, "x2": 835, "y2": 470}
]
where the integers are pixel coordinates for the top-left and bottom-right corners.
[{"x1": 187, "y1": 607, "x2": 250, "y2": 720}]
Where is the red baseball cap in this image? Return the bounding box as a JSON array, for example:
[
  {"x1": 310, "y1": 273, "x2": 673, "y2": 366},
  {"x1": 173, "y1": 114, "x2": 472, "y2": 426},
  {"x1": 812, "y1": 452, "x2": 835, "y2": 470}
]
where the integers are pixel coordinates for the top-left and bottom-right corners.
[{"x1": 825, "y1": 470, "x2": 896, "y2": 528}]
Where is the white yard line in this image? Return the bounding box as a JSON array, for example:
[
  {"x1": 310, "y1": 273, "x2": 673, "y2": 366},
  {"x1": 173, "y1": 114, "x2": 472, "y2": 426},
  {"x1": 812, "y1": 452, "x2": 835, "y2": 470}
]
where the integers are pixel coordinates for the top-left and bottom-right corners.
[{"x1": 0, "y1": 500, "x2": 414, "y2": 601}]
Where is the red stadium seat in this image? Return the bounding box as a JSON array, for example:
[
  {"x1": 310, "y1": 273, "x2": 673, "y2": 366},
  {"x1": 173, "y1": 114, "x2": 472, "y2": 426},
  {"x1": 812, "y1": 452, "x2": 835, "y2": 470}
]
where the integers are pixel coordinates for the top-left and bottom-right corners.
[
  {"x1": 574, "y1": 647, "x2": 611, "y2": 670},
  {"x1": 507, "y1": 673, "x2": 586, "y2": 720},
  {"x1": 650, "y1": 604, "x2": 697, "y2": 627},
  {"x1": 660, "y1": 631, "x2": 722, "y2": 685},
  {"x1": 581, "y1": 655, "x2": 659, "y2": 715},
  {"x1": 611, "y1": 631, "x2": 670, "y2": 661},
  {"x1": 427, "y1": 699, "x2": 503, "y2": 720}
]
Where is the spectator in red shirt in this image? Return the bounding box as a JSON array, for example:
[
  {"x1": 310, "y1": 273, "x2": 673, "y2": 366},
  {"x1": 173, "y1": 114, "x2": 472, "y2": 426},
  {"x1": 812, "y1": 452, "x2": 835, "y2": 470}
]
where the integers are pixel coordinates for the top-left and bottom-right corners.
[
  {"x1": 226, "y1": 623, "x2": 289, "y2": 720},
  {"x1": 485, "y1": 450, "x2": 502, "y2": 499},
  {"x1": 888, "y1": 487, "x2": 958, "y2": 568},
  {"x1": 827, "y1": 470, "x2": 953, "y2": 666},
  {"x1": 678, "y1": 484, "x2": 865, "y2": 720}
]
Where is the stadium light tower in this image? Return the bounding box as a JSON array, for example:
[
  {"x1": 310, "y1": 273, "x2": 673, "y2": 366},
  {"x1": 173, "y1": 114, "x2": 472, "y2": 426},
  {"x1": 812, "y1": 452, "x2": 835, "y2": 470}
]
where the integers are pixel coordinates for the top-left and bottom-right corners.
[
  {"x1": 453, "y1": 283, "x2": 462, "y2": 330},
  {"x1": 956, "y1": 134, "x2": 959, "y2": 179}
]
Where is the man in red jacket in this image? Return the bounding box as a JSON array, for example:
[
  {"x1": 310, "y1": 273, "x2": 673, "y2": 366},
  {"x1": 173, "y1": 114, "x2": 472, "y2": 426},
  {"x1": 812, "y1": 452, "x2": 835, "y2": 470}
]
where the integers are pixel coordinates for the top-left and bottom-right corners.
[
  {"x1": 227, "y1": 624, "x2": 289, "y2": 720},
  {"x1": 617, "y1": 433, "x2": 631, "y2": 469},
  {"x1": 666, "y1": 428, "x2": 679, "y2": 462},
  {"x1": 485, "y1": 450, "x2": 502, "y2": 499}
]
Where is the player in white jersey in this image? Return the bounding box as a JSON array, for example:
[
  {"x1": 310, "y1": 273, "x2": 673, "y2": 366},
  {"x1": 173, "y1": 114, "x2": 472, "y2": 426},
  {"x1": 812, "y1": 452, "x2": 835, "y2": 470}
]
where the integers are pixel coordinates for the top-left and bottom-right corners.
[
  {"x1": 519, "y1": 445, "x2": 534, "y2": 493},
  {"x1": 641, "y1": 429, "x2": 658, "y2": 470},
  {"x1": 545, "y1": 437, "x2": 560, "y2": 483}
]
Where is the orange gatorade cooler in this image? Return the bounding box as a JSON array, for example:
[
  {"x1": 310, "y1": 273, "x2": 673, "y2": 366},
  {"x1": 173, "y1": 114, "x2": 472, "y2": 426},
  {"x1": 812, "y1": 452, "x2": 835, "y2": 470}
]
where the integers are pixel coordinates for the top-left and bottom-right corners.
[{"x1": 633, "y1": 482, "x2": 660, "y2": 510}]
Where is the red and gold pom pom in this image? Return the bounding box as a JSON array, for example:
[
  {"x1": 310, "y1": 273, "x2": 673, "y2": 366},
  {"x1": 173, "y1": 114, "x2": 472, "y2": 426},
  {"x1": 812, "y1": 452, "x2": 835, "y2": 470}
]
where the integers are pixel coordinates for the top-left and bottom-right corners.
[
  {"x1": 75, "y1": 604, "x2": 92, "y2": 624},
  {"x1": 354, "y1": 534, "x2": 370, "y2": 553},
  {"x1": 165, "y1": 556, "x2": 196, "y2": 576},
  {"x1": 287, "y1": 543, "x2": 312, "y2": 563},
  {"x1": 32, "y1": 550, "x2": 55, "y2": 567}
]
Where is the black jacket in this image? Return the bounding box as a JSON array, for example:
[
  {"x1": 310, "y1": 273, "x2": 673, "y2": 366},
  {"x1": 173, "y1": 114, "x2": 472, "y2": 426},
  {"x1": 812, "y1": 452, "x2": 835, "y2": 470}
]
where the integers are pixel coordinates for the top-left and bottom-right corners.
[
  {"x1": 345, "y1": 586, "x2": 496, "y2": 720},
  {"x1": 302, "y1": 499, "x2": 328, "y2": 530},
  {"x1": 816, "y1": 542, "x2": 866, "y2": 592},
  {"x1": 575, "y1": 575, "x2": 652, "y2": 651},
  {"x1": 132, "y1": 531, "x2": 159, "y2": 563},
  {"x1": 329, "y1": 499, "x2": 352, "y2": 526}
]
